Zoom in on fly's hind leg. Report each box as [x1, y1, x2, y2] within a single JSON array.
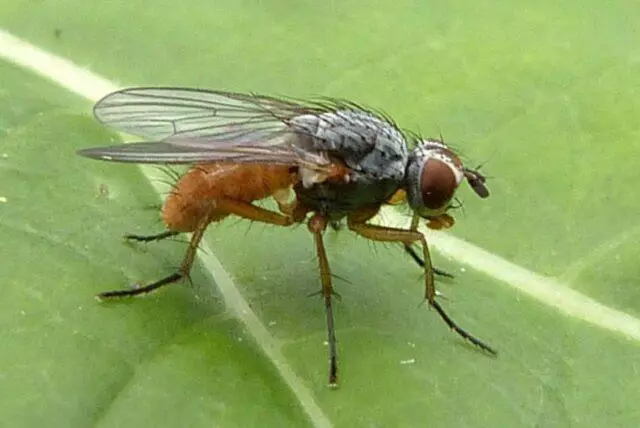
[[125, 230, 180, 243], [307, 214, 339, 387], [98, 218, 207, 299], [347, 207, 497, 355], [97, 198, 297, 300]]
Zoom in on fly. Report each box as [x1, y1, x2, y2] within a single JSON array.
[[77, 87, 493, 386]]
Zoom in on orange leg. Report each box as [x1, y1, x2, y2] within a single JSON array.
[[307, 214, 339, 387], [97, 199, 296, 299], [347, 208, 496, 355]]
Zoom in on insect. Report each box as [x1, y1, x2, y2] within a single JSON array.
[[78, 87, 494, 386]]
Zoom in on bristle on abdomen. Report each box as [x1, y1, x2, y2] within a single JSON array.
[[162, 163, 297, 232]]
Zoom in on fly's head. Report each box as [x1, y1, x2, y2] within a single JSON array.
[[405, 138, 489, 229]]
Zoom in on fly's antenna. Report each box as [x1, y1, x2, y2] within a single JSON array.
[[463, 166, 490, 198], [463, 148, 497, 199]]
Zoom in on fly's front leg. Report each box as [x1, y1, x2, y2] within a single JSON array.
[[402, 213, 453, 278], [308, 214, 339, 387], [348, 207, 437, 302], [403, 245, 454, 278], [347, 208, 497, 355], [386, 195, 453, 278], [98, 199, 297, 300]]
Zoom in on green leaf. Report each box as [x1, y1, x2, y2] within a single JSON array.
[[1, 1, 640, 427]]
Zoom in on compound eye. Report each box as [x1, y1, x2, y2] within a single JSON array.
[[420, 158, 458, 211]]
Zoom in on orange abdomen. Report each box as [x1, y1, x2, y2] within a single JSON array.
[[162, 163, 296, 232]]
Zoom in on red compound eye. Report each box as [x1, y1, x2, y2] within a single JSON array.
[[420, 158, 458, 210]]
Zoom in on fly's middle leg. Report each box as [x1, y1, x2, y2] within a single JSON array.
[[346, 208, 497, 356], [97, 198, 298, 300], [308, 214, 339, 387]]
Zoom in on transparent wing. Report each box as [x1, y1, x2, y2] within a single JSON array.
[[93, 87, 324, 141], [76, 141, 314, 164], [80, 87, 332, 167]]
